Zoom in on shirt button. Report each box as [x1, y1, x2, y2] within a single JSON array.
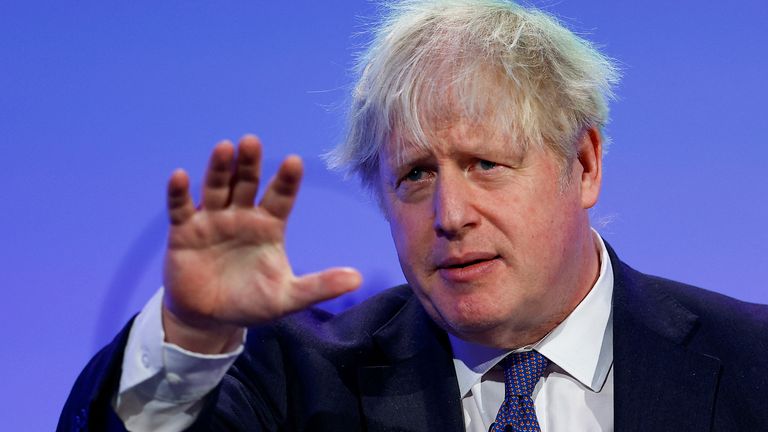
[[141, 350, 150, 368], [166, 372, 182, 384]]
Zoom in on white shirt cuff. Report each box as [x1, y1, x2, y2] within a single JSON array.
[[115, 287, 245, 430]]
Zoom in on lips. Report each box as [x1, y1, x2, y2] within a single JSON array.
[[436, 253, 501, 283]]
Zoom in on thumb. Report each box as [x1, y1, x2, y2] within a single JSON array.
[[291, 267, 362, 307]]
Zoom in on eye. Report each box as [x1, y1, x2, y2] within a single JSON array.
[[477, 160, 497, 171], [403, 167, 427, 183], [395, 166, 433, 190]]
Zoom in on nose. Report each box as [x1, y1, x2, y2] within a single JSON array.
[[433, 169, 479, 239]]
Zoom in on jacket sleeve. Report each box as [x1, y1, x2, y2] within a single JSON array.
[[57, 318, 135, 432]]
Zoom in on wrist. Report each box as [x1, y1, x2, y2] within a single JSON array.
[[162, 305, 244, 354]]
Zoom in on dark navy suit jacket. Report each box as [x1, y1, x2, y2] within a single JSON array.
[[59, 246, 768, 431]]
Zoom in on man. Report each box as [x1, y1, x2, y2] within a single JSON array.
[[59, 0, 768, 431]]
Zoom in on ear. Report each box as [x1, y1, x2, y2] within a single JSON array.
[[577, 127, 602, 209]]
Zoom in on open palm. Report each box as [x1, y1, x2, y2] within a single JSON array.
[[161, 136, 361, 352]]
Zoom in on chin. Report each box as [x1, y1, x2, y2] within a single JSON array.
[[426, 293, 546, 347], [443, 319, 513, 347], [431, 297, 511, 337]]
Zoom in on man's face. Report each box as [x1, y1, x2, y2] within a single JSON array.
[[378, 119, 601, 348]]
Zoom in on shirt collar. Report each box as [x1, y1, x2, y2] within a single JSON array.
[[449, 230, 614, 397]]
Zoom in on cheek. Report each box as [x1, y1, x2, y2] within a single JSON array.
[[388, 208, 419, 254], [387, 204, 433, 272]]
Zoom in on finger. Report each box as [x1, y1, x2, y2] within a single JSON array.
[[260, 155, 303, 220], [291, 267, 362, 307], [202, 140, 235, 210], [231, 135, 262, 208], [167, 169, 196, 225]]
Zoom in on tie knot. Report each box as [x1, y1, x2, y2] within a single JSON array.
[[500, 351, 548, 396]]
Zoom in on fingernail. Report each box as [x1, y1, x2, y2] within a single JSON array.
[[337, 268, 362, 288]]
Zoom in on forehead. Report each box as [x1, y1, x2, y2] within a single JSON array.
[[379, 64, 532, 167], [382, 114, 526, 168]]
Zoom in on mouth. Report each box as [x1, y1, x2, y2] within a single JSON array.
[[439, 256, 499, 269], [436, 254, 502, 282], [437, 253, 500, 269]]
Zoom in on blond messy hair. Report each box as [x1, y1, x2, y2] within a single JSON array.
[[326, 0, 620, 194]]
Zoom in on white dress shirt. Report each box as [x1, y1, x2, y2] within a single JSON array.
[[116, 231, 613, 431], [115, 288, 243, 431], [450, 232, 614, 431]]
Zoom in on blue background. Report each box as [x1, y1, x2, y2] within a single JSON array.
[[1, 1, 766, 429]]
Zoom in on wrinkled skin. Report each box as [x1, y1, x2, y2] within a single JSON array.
[[378, 121, 603, 349], [161, 135, 361, 353]]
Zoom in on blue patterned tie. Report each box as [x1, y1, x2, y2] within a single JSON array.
[[490, 351, 549, 432]]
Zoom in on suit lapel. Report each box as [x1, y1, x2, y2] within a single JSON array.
[[357, 295, 464, 432], [610, 246, 721, 431], [355, 245, 723, 431]]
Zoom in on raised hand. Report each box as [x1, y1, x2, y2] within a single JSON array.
[[161, 135, 361, 353]]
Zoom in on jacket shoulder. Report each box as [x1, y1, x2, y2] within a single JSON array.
[[611, 253, 768, 428], [623, 263, 768, 343], [57, 319, 133, 431]]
